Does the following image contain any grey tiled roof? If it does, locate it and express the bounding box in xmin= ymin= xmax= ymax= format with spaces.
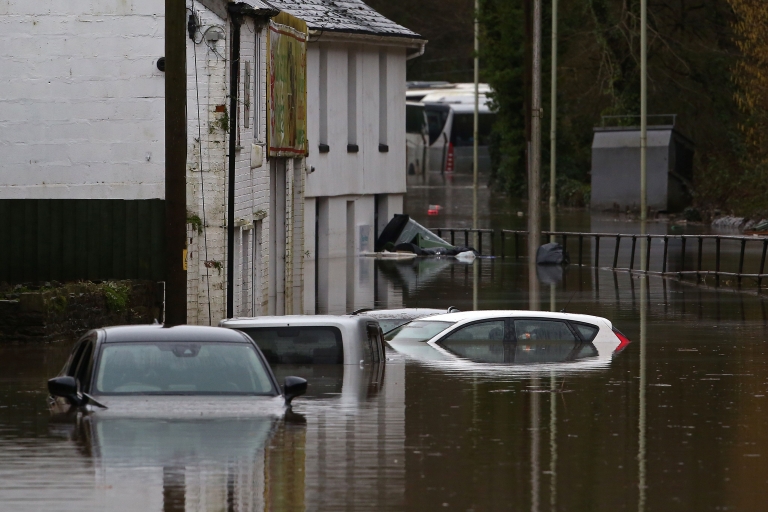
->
xmin=266 ymin=0 xmax=423 ymax=39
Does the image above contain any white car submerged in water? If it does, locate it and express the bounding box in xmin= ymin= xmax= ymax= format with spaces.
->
xmin=384 ymin=310 xmax=630 ymax=373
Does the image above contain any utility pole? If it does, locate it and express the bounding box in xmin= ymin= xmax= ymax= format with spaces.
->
xmin=473 ymin=0 xmax=479 ymax=250
xmin=549 ymin=0 xmax=558 ymax=242
xmin=164 ymin=0 xmax=187 ymax=326
xmin=640 ymin=0 xmax=648 ymax=228
xmin=528 ymin=0 xmax=542 ymax=311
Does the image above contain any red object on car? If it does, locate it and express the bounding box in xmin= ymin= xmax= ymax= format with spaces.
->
xmin=612 ymin=327 xmax=631 ymax=354
xmin=445 ymin=143 xmax=455 ymax=173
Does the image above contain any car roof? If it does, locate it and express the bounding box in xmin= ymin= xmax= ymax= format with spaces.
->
xmin=219 ymin=315 xmax=374 ymax=328
xmin=418 ymin=310 xmax=612 ymax=327
xmin=101 ymin=325 xmax=251 ymax=343
xmin=363 ymin=308 xmax=449 ymax=319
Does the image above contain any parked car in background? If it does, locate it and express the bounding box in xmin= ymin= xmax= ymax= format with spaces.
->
xmin=385 ymin=310 xmax=630 ymax=370
xmin=354 ymin=307 xmax=460 ymax=334
xmin=419 ymin=84 xmax=496 ymax=176
xmin=47 ymin=325 xmax=307 ymax=414
xmin=406 ymin=101 xmax=430 ymax=181
xmin=220 ymin=315 xmax=386 ymax=365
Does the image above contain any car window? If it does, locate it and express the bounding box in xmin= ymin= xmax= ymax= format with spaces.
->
xmin=74 ymin=341 xmax=94 ymax=390
xmin=512 ymin=340 xmax=582 ymax=364
xmin=513 ymin=320 xmax=577 ymax=342
xmin=241 ymin=327 xmax=343 ymax=364
xmin=573 ymin=323 xmax=599 ymax=342
xmin=366 ymin=323 xmax=383 ymax=363
xmin=385 ymin=321 xmax=455 ymax=343
xmin=377 ymin=319 xmax=408 ymax=334
xmin=438 ymin=320 xmax=506 ymax=362
xmin=67 ymin=340 xmax=88 ymax=377
xmin=450 ymin=112 xmax=496 ymax=147
xmin=95 ymin=342 xmax=275 ymax=395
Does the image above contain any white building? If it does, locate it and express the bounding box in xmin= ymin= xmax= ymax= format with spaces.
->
xmin=0 ymin=0 xmax=306 ymax=323
xmin=267 ymin=0 xmax=426 ymax=314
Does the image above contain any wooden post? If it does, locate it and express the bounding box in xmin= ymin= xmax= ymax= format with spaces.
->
xmin=164 ymin=0 xmax=188 ymax=326
xmin=715 ymin=237 xmax=721 ymax=286
xmin=645 ymin=236 xmax=651 ymax=272
xmin=680 ymin=237 xmax=686 ymax=274
xmin=662 ymin=236 xmax=669 ymax=274
xmin=515 ymin=233 xmax=520 ymax=259
xmin=630 ymin=236 xmax=637 ymax=270
xmin=697 ymin=237 xmax=703 ymax=278
xmin=612 ymin=235 xmax=621 ymax=269
xmin=759 ymin=239 xmax=768 ymax=291
xmin=738 ymin=239 xmax=746 ymax=286
xmin=578 ymin=235 xmax=583 ymax=266
xmin=501 ymin=231 xmax=506 ymax=259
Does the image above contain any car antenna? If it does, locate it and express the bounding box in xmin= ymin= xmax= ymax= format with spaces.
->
xmin=560 ymin=292 xmax=577 ymax=313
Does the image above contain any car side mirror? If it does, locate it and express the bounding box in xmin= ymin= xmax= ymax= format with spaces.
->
xmin=283 ymin=376 xmax=307 ymax=406
xmin=48 ymin=376 xmax=79 ymax=402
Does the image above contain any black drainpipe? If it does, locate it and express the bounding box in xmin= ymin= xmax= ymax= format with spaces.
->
xmin=226 ymin=7 xmax=243 ymax=318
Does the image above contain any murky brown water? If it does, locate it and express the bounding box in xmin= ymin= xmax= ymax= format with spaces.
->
xmin=3 ymin=183 xmax=768 ymax=510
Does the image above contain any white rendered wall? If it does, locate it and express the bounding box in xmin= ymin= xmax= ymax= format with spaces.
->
xmin=305 ymin=43 xmax=407 ymax=199
xmin=0 ymin=1 xmax=165 ymax=199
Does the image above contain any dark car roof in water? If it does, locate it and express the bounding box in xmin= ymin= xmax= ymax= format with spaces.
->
xmin=101 ymin=325 xmax=250 ymax=343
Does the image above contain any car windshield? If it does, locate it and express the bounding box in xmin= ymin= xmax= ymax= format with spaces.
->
xmin=385 ymin=321 xmax=455 ymax=342
xmin=377 ymin=319 xmax=410 ymax=334
xmin=239 ymin=327 xmax=344 ymax=364
xmin=95 ymin=342 xmax=275 ymax=395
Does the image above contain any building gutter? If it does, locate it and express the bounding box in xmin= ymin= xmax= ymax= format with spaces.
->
xmin=309 ymin=29 xmax=426 ymax=49
xmin=226 ymin=5 xmax=243 ymax=319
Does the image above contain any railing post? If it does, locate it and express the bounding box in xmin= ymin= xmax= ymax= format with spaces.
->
xmin=630 ymin=236 xmax=637 ymax=270
xmin=645 ymin=236 xmax=651 ymax=273
xmin=697 ymin=236 xmax=703 ymax=279
xmin=759 ymin=239 xmax=768 ymax=291
xmin=738 ymin=239 xmax=746 ymax=286
xmin=501 ymin=231 xmax=506 ymax=259
xmin=437 ymin=228 xmax=442 ymax=238
xmin=662 ymin=236 xmax=669 ymax=274
xmin=612 ymin=235 xmax=621 ymax=269
xmin=478 ymin=231 xmax=483 ymax=255
xmin=578 ymin=235 xmax=583 ymax=266
xmin=464 ymin=230 xmax=469 ymax=247
xmin=715 ymin=237 xmax=721 ymax=286
xmin=562 ymin=234 xmax=567 ymax=254
xmin=451 ymin=230 xmax=455 ymax=246
xmin=681 ymin=237 xmax=686 ymax=274
xmin=594 ymin=236 xmax=600 ymax=267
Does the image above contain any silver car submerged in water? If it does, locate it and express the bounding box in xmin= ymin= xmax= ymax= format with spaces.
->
xmin=219 ymin=315 xmax=386 ymax=365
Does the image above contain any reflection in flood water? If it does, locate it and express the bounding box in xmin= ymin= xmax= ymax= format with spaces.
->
xmin=5 ymin=253 xmax=768 ymax=509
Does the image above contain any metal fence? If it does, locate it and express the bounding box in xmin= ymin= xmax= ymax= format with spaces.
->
xmin=0 ymin=199 xmax=165 ymax=284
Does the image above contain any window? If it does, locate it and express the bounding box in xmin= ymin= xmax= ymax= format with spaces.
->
xmin=347 ymin=49 xmax=357 ymax=147
xmin=319 ymin=45 xmax=328 ymax=147
xmin=449 ymin=113 xmax=496 ymax=147
xmin=425 ymin=106 xmax=450 ymax=144
xmin=573 ymin=322 xmax=599 ymax=342
xmin=513 ymin=320 xmax=577 ymax=342
xmin=378 ymin=49 xmax=388 ymax=146
xmin=244 ymin=61 xmax=251 ymax=129
xmin=253 ymin=29 xmax=262 ymax=140
xmin=242 ymin=327 xmax=344 ymax=364
xmin=385 ymin=321 xmax=455 ymax=343
xmin=438 ymin=320 xmax=506 ymax=362
xmin=95 ymin=343 xmax=275 ymax=394
xmin=366 ymin=323 xmax=383 ymax=363
xmin=406 ymin=104 xmax=427 ymax=135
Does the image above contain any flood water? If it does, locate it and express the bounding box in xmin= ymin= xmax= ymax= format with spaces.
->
xmin=3 ymin=182 xmax=768 ymax=510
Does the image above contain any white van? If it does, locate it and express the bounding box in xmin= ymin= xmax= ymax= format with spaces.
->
xmin=419 ymin=85 xmax=496 ymax=175
xmin=405 ymin=101 xmax=429 ymax=180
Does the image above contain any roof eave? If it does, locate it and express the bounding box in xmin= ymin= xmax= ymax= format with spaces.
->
xmin=309 ymin=28 xmax=426 ymax=48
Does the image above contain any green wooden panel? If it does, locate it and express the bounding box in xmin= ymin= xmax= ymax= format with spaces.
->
xmin=9 ymin=202 xmax=23 ymax=282
xmin=37 ymin=200 xmax=51 ymax=282
xmin=0 ymin=201 xmax=9 ymax=283
xmin=62 ymin=200 xmax=77 ymax=282
xmin=98 ymin=200 xmax=113 ymax=280
xmin=86 ymin=201 xmax=101 ymax=280
xmin=137 ymin=201 xmax=151 ymax=278
xmin=49 ymin=200 xmax=63 ymax=281
xmin=150 ymin=199 xmax=165 ymax=280
xmin=75 ymin=201 xmax=90 ymax=279
xmin=112 ymin=201 xmax=126 ymax=279
xmin=125 ymin=201 xmax=138 ymax=279
xmin=22 ymin=200 xmax=38 ymax=282
xmin=0 ymin=199 xmax=165 ymax=284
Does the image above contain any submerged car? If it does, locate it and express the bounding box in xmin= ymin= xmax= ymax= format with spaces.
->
xmin=47 ymin=325 xmax=307 ymax=414
xmin=385 ymin=310 xmax=630 ymax=370
xmin=353 ymin=307 xmax=460 ymax=334
xmin=219 ymin=315 xmax=386 ymax=365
